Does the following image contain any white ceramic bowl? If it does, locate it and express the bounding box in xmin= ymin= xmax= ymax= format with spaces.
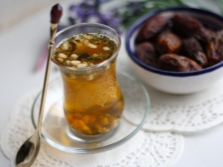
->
xmin=125 ymin=7 xmax=223 ymax=94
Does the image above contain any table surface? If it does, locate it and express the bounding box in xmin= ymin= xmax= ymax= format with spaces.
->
xmin=1 ymin=0 xmax=223 ymax=166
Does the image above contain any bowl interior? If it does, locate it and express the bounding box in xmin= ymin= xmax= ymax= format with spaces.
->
xmin=125 ymin=7 xmax=223 ymax=77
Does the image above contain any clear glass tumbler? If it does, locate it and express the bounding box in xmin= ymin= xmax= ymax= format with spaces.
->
xmin=52 ymin=23 xmax=124 ymax=142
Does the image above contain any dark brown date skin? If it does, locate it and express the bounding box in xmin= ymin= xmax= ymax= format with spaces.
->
xmin=156 ymin=33 xmax=182 ymax=54
xmin=206 ymin=30 xmax=223 ymax=65
xmin=136 ymin=15 xmax=168 ymax=42
xmin=172 ymin=14 xmax=210 ymax=42
xmin=181 ymin=37 xmax=208 ymax=67
xmin=159 ymin=54 xmax=202 ymax=72
xmin=135 ymin=42 xmax=157 ymax=67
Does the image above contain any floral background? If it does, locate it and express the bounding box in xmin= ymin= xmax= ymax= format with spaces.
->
xmin=58 ymin=0 xmax=223 ymax=33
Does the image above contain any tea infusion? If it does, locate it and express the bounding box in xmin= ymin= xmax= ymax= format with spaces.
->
xmin=53 ymin=33 xmax=124 ymax=136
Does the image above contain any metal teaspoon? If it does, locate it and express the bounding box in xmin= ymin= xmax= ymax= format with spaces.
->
xmin=15 ymin=4 xmax=63 ymax=167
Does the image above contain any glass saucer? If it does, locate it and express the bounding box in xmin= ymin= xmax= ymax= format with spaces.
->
xmin=31 ymin=71 xmax=150 ymax=153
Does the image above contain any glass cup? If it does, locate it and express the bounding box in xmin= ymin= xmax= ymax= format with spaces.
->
xmin=52 ymin=23 xmax=124 ymax=142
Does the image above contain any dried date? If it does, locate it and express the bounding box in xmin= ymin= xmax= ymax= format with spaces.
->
xmin=156 ymin=33 xmax=182 ymax=54
xmin=181 ymin=37 xmax=208 ymax=67
xmin=158 ymin=54 xmax=202 ymax=72
xmin=135 ymin=42 xmax=157 ymax=67
xmin=172 ymin=14 xmax=210 ymax=42
xmin=206 ymin=30 xmax=223 ymax=65
xmin=136 ymin=15 xmax=168 ymax=42
xmin=134 ymin=12 xmax=223 ymax=71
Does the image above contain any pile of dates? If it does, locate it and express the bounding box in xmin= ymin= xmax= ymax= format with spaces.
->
xmin=135 ymin=13 xmax=223 ymax=72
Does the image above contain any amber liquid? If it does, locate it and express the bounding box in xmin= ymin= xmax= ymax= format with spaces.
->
xmin=54 ymin=33 xmax=124 ymax=136
xmin=61 ymin=62 xmax=124 ymax=135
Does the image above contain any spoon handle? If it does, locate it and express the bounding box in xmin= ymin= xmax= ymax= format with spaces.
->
xmin=37 ymin=4 xmax=63 ymax=133
xmin=15 ymin=5 xmax=63 ymax=167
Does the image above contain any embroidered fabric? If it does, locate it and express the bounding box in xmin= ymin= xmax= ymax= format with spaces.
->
xmin=1 ymin=90 xmax=184 ymax=167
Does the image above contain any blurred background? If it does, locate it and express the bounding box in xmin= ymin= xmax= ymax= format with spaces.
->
xmin=1 ymin=0 xmax=223 ymax=35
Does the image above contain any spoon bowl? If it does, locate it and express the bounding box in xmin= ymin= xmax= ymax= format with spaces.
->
xmin=15 ymin=132 xmax=40 ymax=167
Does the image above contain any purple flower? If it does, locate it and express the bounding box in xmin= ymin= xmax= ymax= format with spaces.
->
xmin=67 ymin=0 xmax=122 ymax=34
xmin=97 ymin=12 xmax=122 ymax=33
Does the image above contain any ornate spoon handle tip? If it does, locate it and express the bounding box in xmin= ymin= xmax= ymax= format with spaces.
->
xmin=50 ymin=3 xmax=63 ymax=24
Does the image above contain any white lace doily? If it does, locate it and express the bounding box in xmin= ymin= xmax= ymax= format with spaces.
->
xmin=118 ymin=43 xmax=223 ymax=133
xmin=1 ymin=90 xmax=184 ymax=167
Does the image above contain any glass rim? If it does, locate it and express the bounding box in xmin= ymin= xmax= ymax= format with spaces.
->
xmin=52 ymin=22 xmax=122 ymax=72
